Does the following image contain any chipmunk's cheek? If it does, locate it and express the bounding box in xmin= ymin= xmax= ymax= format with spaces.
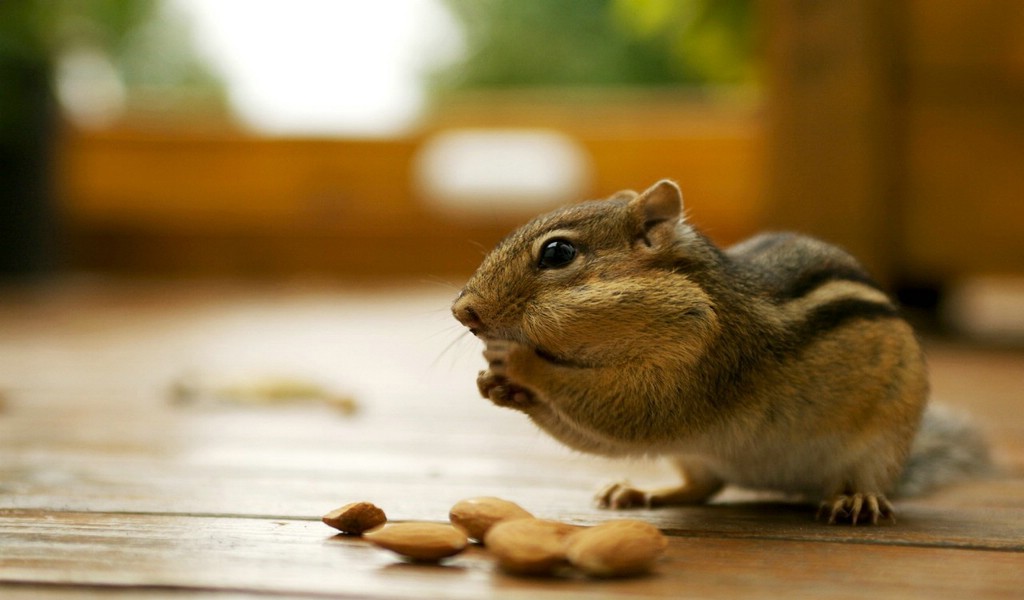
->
xmin=521 ymin=302 xmax=577 ymax=346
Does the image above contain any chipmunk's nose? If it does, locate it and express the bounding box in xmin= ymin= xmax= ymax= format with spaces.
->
xmin=452 ymin=292 xmax=484 ymax=331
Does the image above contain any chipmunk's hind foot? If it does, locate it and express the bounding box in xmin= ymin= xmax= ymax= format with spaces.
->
xmin=817 ymin=493 xmax=896 ymax=525
xmin=596 ymin=482 xmax=651 ymax=509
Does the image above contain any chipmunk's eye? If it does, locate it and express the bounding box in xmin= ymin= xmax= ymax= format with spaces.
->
xmin=538 ymin=239 xmax=577 ymax=269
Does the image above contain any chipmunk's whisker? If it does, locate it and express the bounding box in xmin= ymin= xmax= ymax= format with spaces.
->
xmin=432 ymin=328 xmax=476 ymax=369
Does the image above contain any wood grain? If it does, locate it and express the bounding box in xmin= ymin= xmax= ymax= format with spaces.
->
xmin=3 ymin=511 xmax=1022 ymax=599
xmin=1 ymin=284 xmax=1022 ymax=598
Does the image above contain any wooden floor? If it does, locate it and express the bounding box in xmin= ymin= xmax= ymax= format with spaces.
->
xmin=1 ymin=281 xmax=1022 ymax=599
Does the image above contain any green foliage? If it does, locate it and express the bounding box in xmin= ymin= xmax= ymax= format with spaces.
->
xmin=436 ymin=0 xmax=755 ymax=90
xmin=0 ymin=0 xmax=224 ymax=121
xmin=0 ymin=0 xmax=159 ymax=66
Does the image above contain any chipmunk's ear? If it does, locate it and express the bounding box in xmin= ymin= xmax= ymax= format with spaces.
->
xmin=630 ymin=180 xmax=683 ymax=233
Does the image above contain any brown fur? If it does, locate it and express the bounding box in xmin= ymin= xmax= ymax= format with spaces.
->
xmin=453 ymin=180 xmax=988 ymax=524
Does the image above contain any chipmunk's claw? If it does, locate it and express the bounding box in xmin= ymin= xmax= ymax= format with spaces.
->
xmin=476 ymin=370 xmax=535 ymax=410
xmin=818 ymin=493 xmax=895 ymax=525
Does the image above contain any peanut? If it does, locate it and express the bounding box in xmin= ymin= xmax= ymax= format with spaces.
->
xmin=449 ymin=497 xmax=534 ymax=542
xmin=565 ymin=519 xmax=667 ymax=577
xmin=483 ymin=518 xmax=581 ymax=576
xmin=322 ymin=502 xmax=387 ymax=535
xmin=363 ymin=522 xmax=468 ymax=562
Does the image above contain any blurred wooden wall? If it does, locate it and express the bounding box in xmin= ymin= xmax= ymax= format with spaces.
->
xmin=763 ymin=0 xmax=1024 ymax=290
xmin=57 ymin=96 xmax=762 ymax=281
xmin=58 ymin=0 xmax=1024 ymax=287
xmin=59 ymin=133 xmax=514 ymax=280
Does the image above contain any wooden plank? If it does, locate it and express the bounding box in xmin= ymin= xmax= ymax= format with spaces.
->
xmin=1 ymin=389 xmax=1020 ymax=551
xmin=0 ymin=589 xmax=245 ymax=600
xmin=1 ymin=286 xmax=1023 ymax=598
xmin=2 ymin=511 xmax=1022 ymax=599
xmin=1 ymin=460 xmax=1020 ymax=551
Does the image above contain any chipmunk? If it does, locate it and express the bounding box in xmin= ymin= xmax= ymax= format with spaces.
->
xmin=452 ymin=180 xmax=990 ymax=525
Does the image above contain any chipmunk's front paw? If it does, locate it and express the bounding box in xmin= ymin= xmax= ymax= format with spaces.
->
xmin=476 ymin=339 xmax=536 ymax=410
xmin=476 ymin=370 xmax=535 ymax=410
xmin=595 ymin=482 xmax=650 ymax=509
xmin=817 ymin=493 xmax=896 ymax=525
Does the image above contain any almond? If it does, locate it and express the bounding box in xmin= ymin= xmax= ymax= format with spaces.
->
xmin=322 ymin=502 xmax=387 ymax=535
xmin=565 ymin=519 xmax=667 ymax=577
xmin=449 ymin=497 xmax=534 ymax=542
xmin=483 ymin=518 xmax=581 ymax=576
xmin=363 ymin=522 xmax=468 ymax=562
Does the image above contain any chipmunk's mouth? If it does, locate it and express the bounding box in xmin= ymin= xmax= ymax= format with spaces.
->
xmin=477 ymin=331 xmax=594 ymax=369
xmin=533 ymin=345 xmax=595 ymax=369
xmin=534 ymin=346 xmax=571 ymax=366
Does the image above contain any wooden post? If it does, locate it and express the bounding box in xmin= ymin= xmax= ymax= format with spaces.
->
xmin=761 ymin=0 xmax=906 ymax=285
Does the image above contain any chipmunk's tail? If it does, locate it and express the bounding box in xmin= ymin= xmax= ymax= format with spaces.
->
xmin=896 ymin=404 xmax=993 ymax=497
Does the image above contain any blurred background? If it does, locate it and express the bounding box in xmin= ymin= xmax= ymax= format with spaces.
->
xmin=2 ymin=0 xmax=1023 ymax=340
